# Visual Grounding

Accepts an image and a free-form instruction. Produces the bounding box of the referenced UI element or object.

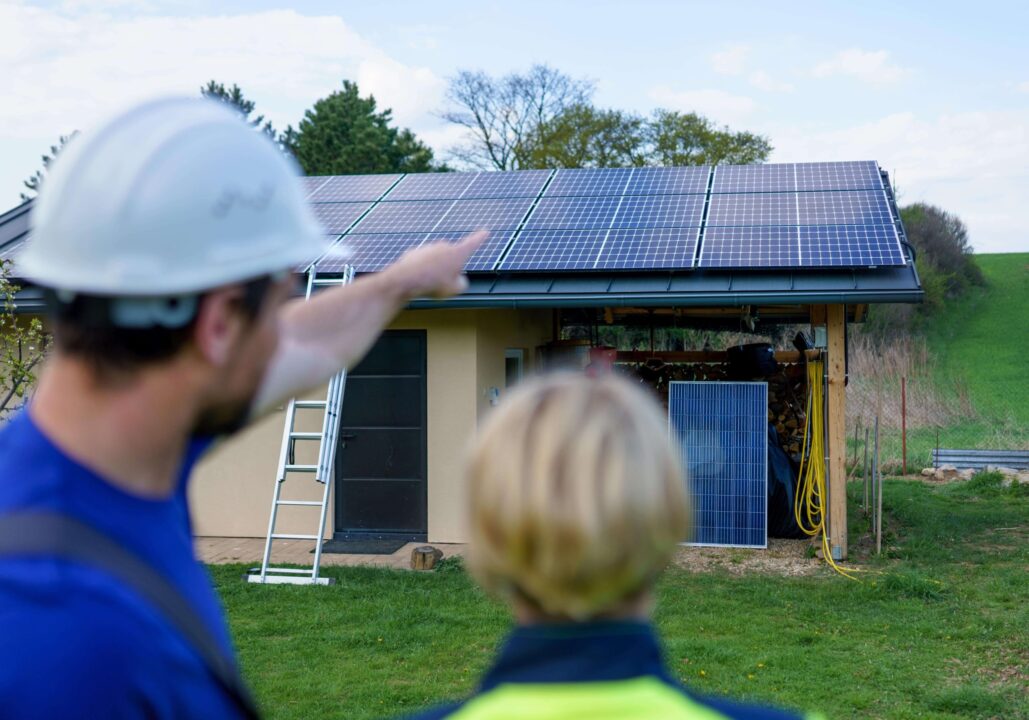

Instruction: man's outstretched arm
[250,231,485,419]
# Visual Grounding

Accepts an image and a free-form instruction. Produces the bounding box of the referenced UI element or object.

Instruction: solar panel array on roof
[308,161,906,274]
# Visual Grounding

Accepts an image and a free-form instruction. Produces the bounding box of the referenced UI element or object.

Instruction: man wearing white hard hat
[0,97,484,718]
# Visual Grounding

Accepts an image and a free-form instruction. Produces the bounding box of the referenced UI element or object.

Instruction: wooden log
[410,545,444,571]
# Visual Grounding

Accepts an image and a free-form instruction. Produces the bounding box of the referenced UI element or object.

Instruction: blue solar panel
[386,172,477,201]
[669,381,767,548]
[706,193,796,226]
[623,166,710,195]
[309,202,373,233]
[434,198,534,232]
[463,170,551,198]
[712,163,795,193]
[544,168,633,197]
[699,226,799,268]
[524,196,621,230]
[352,200,453,234]
[798,224,903,267]
[594,228,700,270]
[612,194,705,229]
[795,161,882,191]
[422,230,517,273]
[317,233,427,273]
[301,176,330,196]
[797,190,893,225]
[307,174,400,202]
[499,229,610,271]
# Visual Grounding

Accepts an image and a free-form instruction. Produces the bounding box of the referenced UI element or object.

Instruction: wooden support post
[826,304,848,560]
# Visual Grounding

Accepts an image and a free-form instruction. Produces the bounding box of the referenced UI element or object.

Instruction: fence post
[863,427,870,513]
[901,376,907,476]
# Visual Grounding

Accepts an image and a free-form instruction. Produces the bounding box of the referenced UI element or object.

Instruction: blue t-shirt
[0,410,243,719]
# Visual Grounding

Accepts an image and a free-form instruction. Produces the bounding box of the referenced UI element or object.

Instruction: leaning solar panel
[317,233,427,273]
[611,194,705,229]
[623,166,710,196]
[434,198,535,232]
[711,163,795,193]
[306,174,400,202]
[499,229,611,271]
[795,161,883,191]
[594,228,700,270]
[796,190,893,225]
[309,202,373,233]
[351,200,454,234]
[463,169,552,198]
[706,193,796,226]
[699,226,800,268]
[798,225,904,267]
[523,196,621,230]
[669,381,767,548]
[543,168,634,197]
[386,172,478,201]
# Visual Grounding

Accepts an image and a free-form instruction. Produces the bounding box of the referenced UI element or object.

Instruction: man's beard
[192,396,253,437]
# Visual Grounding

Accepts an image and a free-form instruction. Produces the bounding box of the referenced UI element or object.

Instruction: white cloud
[0,5,446,140]
[772,110,1029,253]
[812,48,910,84]
[748,70,794,93]
[710,44,749,76]
[1017,80,1029,93]
[648,86,757,126]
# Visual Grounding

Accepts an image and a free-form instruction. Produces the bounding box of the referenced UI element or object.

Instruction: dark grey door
[334,330,427,539]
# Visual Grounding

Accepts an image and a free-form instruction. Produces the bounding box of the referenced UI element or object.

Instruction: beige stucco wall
[189,307,552,543]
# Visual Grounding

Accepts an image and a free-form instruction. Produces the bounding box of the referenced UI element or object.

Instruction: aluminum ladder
[247,265,354,585]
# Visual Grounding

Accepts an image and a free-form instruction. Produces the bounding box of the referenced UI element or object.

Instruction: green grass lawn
[214,476,1028,720]
[926,252,1029,431]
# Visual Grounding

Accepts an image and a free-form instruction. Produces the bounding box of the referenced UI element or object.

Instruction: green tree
[21,132,79,202]
[646,110,771,166]
[900,203,983,295]
[286,81,442,175]
[530,104,647,168]
[200,80,276,138]
[0,260,48,419]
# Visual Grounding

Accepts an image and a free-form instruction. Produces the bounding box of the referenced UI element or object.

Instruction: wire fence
[845,334,1028,474]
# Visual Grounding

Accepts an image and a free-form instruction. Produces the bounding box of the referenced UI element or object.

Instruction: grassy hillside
[926,253,1029,425]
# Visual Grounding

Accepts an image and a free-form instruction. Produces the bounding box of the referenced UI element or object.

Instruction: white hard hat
[18,97,330,296]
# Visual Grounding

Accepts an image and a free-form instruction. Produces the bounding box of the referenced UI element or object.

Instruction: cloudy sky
[3,0,1027,252]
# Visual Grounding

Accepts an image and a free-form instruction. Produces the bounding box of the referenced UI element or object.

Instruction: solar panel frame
[543,168,633,197]
[385,172,478,201]
[796,190,894,226]
[706,193,797,227]
[523,196,622,230]
[350,200,454,234]
[669,381,768,549]
[306,174,401,202]
[699,226,800,268]
[611,194,705,229]
[433,197,536,232]
[711,163,795,193]
[593,227,701,270]
[622,166,710,196]
[309,202,374,233]
[462,169,552,199]
[498,229,611,271]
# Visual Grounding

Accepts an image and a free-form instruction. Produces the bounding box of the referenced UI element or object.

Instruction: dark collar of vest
[478,621,673,691]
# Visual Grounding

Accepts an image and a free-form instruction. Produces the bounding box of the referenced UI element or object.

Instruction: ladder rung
[312,278,349,286]
[260,567,316,574]
[275,500,323,507]
[294,400,327,409]
[271,533,321,540]
[289,432,323,440]
[284,464,318,473]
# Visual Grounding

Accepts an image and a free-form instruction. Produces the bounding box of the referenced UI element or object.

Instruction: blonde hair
[464,372,690,620]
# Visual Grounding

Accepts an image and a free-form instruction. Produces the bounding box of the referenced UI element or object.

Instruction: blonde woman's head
[464,372,689,621]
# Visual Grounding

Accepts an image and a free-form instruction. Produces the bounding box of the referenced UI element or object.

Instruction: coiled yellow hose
[793,358,863,580]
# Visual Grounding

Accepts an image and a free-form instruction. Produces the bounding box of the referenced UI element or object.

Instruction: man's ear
[192,289,245,367]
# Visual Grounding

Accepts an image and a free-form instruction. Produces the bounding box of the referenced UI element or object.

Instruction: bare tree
[442,64,594,170]
[0,260,48,420]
